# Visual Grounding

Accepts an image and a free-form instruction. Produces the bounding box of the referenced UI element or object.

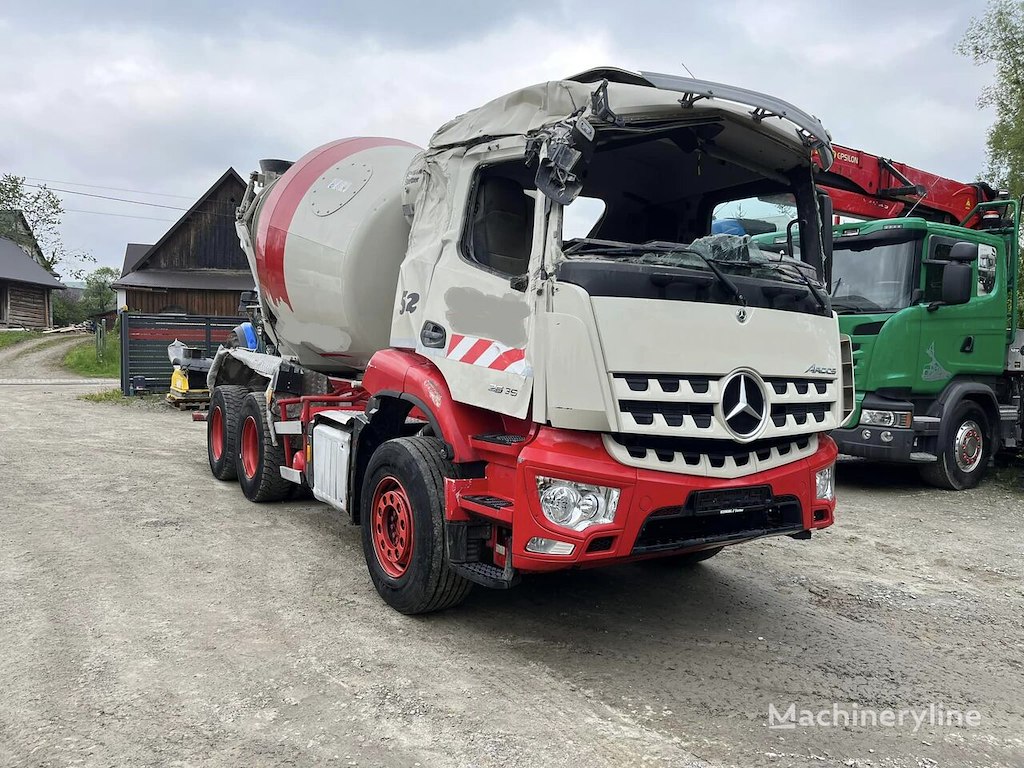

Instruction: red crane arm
[816,145,996,228]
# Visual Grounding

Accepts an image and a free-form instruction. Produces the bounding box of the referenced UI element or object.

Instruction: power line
[62,208,176,222]
[23,183,236,218]
[23,183,189,211]
[23,177,193,200]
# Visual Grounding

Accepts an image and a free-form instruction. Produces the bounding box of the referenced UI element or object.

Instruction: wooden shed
[113,169,253,316]
[0,235,65,329]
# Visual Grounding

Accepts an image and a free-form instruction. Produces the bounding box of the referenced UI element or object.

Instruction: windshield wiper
[633,241,747,308]
[742,257,829,312]
[562,237,639,255]
[830,295,885,314]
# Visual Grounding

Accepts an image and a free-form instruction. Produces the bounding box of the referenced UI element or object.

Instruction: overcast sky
[0,0,998,273]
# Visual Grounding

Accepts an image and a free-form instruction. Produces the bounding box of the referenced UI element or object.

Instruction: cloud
[0,14,610,268]
[0,0,998,272]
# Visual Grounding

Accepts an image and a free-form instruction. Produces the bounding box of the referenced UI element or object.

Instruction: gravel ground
[0,337,1021,768]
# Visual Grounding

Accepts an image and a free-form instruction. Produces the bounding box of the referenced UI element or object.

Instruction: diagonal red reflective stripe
[447,334,465,355]
[488,348,526,370]
[459,338,493,364]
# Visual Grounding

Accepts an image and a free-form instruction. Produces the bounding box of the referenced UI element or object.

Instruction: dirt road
[0,375,1021,767]
[0,333,107,384]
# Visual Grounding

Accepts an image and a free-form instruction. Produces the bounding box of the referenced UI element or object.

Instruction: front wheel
[360,437,471,614]
[920,402,990,490]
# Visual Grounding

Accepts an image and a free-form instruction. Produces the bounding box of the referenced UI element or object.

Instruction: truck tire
[920,401,990,490]
[360,436,472,614]
[207,385,248,480]
[235,393,292,502]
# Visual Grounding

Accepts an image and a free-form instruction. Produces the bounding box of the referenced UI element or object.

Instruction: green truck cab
[826,200,1022,488]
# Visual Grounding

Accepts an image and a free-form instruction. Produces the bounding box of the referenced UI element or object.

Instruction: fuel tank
[242,137,421,374]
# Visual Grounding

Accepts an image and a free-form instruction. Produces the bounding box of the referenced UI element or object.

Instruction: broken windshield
[563,233,821,286]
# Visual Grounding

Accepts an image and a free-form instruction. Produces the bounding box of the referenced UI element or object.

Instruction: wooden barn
[0,217,65,329]
[113,169,253,316]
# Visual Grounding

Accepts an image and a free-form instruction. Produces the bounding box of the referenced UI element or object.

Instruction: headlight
[535,476,620,531]
[860,409,911,428]
[815,464,835,501]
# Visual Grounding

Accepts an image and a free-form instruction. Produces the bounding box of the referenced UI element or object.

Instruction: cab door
[414,156,540,419]
[916,235,1005,394]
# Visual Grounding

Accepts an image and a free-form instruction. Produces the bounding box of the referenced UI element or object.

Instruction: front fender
[363,349,513,461]
[929,380,1000,449]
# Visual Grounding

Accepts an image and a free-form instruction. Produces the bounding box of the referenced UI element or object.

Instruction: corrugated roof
[121,243,152,276]
[112,269,254,291]
[0,237,65,289]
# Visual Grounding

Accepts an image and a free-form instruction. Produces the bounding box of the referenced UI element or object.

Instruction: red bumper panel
[505,429,838,572]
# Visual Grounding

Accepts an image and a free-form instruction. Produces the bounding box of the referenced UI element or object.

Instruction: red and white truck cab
[207,67,853,613]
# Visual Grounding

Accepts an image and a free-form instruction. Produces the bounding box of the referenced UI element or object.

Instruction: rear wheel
[207,385,248,480]
[235,393,292,502]
[360,437,472,614]
[920,401,990,490]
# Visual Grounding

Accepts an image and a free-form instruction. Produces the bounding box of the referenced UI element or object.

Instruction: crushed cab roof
[429,67,832,169]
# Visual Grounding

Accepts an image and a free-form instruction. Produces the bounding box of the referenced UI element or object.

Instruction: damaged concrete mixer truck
[205,67,854,613]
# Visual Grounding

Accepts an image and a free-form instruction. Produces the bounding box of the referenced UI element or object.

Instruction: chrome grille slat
[611,371,838,439]
[604,433,820,479]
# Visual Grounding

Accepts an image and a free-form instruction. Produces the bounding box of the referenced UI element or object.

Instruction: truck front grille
[603,433,818,479]
[611,372,837,439]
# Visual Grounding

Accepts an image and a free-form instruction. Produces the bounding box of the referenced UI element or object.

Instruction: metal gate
[120,313,239,395]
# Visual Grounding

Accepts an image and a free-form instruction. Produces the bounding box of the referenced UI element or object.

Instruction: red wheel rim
[210,406,224,460]
[241,415,260,479]
[371,476,414,578]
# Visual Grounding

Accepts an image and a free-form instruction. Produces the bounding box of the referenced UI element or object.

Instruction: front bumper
[834,425,915,461]
[834,417,938,463]
[504,428,838,572]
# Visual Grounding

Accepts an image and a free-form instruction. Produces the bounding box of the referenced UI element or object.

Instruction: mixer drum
[246,137,422,374]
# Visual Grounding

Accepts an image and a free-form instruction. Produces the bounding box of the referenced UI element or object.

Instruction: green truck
[828,202,1020,489]
[741,145,1019,487]
[744,144,1021,489]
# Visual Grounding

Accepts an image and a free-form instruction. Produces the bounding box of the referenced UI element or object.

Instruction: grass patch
[0,330,41,350]
[63,337,120,378]
[80,388,126,403]
[79,388,166,409]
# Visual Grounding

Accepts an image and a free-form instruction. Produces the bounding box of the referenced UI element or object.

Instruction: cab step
[458,493,514,522]
[449,561,520,590]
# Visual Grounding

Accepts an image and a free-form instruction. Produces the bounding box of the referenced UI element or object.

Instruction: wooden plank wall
[0,281,49,328]
[125,288,243,317]
[146,177,248,271]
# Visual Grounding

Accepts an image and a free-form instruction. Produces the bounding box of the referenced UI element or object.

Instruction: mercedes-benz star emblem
[721,371,768,439]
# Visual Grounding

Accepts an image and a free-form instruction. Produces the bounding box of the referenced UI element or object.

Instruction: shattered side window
[463,166,537,277]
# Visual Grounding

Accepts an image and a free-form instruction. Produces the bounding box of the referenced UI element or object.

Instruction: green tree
[0,174,94,278]
[958,0,1024,196]
[79,266,119,318]
[52,292,85,327]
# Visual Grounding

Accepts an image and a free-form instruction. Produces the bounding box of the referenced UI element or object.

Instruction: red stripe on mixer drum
[254,137,417,310]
